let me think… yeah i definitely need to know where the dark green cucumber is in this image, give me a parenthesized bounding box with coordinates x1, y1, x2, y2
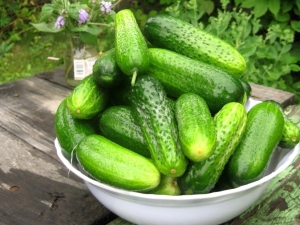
(264, 100, 300, 149)
(76, 134, 160, 192)
(93, 48, 124, 88)
(99, 105, 150, 158)
(147, 48, 244, 114)
(67, 75, 108, 119)
(129, 75, 188, 177)
(54, 98, 96, 157)
(239, 78, 252, 101)
(175, 93, 216, 162)
(178, 102, 247, 194)
(147, 174, 181, 196)
(224, 101, 285, 187)
(115, 9, 149, 86)
(144, 14, 246, 76)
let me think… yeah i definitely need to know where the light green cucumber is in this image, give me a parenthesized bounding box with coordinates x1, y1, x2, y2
(76, 134, 160, 192)
(115, 9, 149, 86)
(178, 102, 247, 194)
(175, 93, 216, 162)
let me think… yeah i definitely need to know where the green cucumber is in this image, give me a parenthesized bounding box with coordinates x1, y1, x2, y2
(147, 48, 244, 114)
(129, 75, 188, 177)
(115, 9, 149, 86)
(67, 75, 108, 119)
(93, 48, 124, 88)
(54, 98, 96, 157)
(224, 101, 285, 187)
(279, 120, 300, 148)
(99, 105, 150, 158)
(144, 14, 246, 76)
(178, 102, 247, 194)
(239, 78, 252, 101)
(147, 174, 181, 196)
(264, 100, 300, 149)
(175, 93, 216, 162)
(76, 134, 160, 192)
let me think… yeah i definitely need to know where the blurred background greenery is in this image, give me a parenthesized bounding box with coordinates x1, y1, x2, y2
(1, 0, 300, 103)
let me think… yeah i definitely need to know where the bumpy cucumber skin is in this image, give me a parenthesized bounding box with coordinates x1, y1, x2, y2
(175, 93, 216, 162)
(144, 14, 246, 77)
(76, 134, 160, 192)
(115, 9, 149, 84)
(147, 48, 244, 114)
(93, 48, 124, 89)
(178, 102, 247, 194)
(129, 75, 188, 177)
(279, 120, 300, 148)
(99, 105, 151, 158)
(225, 102, 284, 187)
(55, 99, 96, 156)
(67, 75, 108, 119)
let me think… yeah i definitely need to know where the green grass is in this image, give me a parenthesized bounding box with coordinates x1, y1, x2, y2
(0, 33, 66, 84)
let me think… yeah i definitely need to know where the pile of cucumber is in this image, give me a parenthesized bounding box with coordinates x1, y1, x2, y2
(55, 9, 300, 195)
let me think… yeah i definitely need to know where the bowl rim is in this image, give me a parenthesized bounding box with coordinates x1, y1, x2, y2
(55, 98, 300, 201)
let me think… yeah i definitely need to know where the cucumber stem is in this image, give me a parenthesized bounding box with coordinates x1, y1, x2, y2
(131, 70, 138, 86)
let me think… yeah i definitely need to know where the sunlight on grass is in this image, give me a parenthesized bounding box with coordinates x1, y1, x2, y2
(0, 33, 66, 84)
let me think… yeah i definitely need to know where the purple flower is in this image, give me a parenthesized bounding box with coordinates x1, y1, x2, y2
(54, 16, 65, 29)
(78, 9, 89, 24)
(101, 1, 112, 14)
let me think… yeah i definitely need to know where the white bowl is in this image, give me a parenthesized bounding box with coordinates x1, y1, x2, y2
(55, 98, 299, 225)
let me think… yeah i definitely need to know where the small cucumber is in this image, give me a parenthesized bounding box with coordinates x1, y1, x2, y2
(147, 48, 244, 114)
(147, 174, 181, 196)
(224, 101, 285, 187)
(178, 102, 247, 194)
(54, 98, 96, 157)
(279, 120, 300, 148)
(67, 75, 108, 119)
(175, 93, 216, 162)
(93, 48, 124, 89)
(99, 105, 150, 158)
(76, 134, 160, 192)
(129, 75, 188, 177)
(144, 14, 246, 76)
(115, 9, 149, 86)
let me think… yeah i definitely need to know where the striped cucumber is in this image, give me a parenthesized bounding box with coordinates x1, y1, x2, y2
(147, 48, 244, 114)
(175, 93, 216, 162)
(144, 14, 246, 76)
(178, 102, 247, 194)
(67, 75, 108, 119)
(129, 75, 188, 177)
(115, 9, 149, 86)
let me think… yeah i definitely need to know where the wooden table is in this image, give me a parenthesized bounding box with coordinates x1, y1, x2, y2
(0, 67, 298, 225)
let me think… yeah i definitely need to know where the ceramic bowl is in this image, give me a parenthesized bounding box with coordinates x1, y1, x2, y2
(55, 98, 299, 225)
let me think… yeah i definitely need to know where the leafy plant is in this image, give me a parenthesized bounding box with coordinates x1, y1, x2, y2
(164, 0, 300, 103)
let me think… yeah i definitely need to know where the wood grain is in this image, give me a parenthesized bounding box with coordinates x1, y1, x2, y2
(0, 126, 114, 225)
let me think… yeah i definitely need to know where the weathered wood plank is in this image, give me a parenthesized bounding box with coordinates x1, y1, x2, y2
(0, 76, 69, 154)
(0, 126, 114, 225)
(250, 83, 295, 107)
